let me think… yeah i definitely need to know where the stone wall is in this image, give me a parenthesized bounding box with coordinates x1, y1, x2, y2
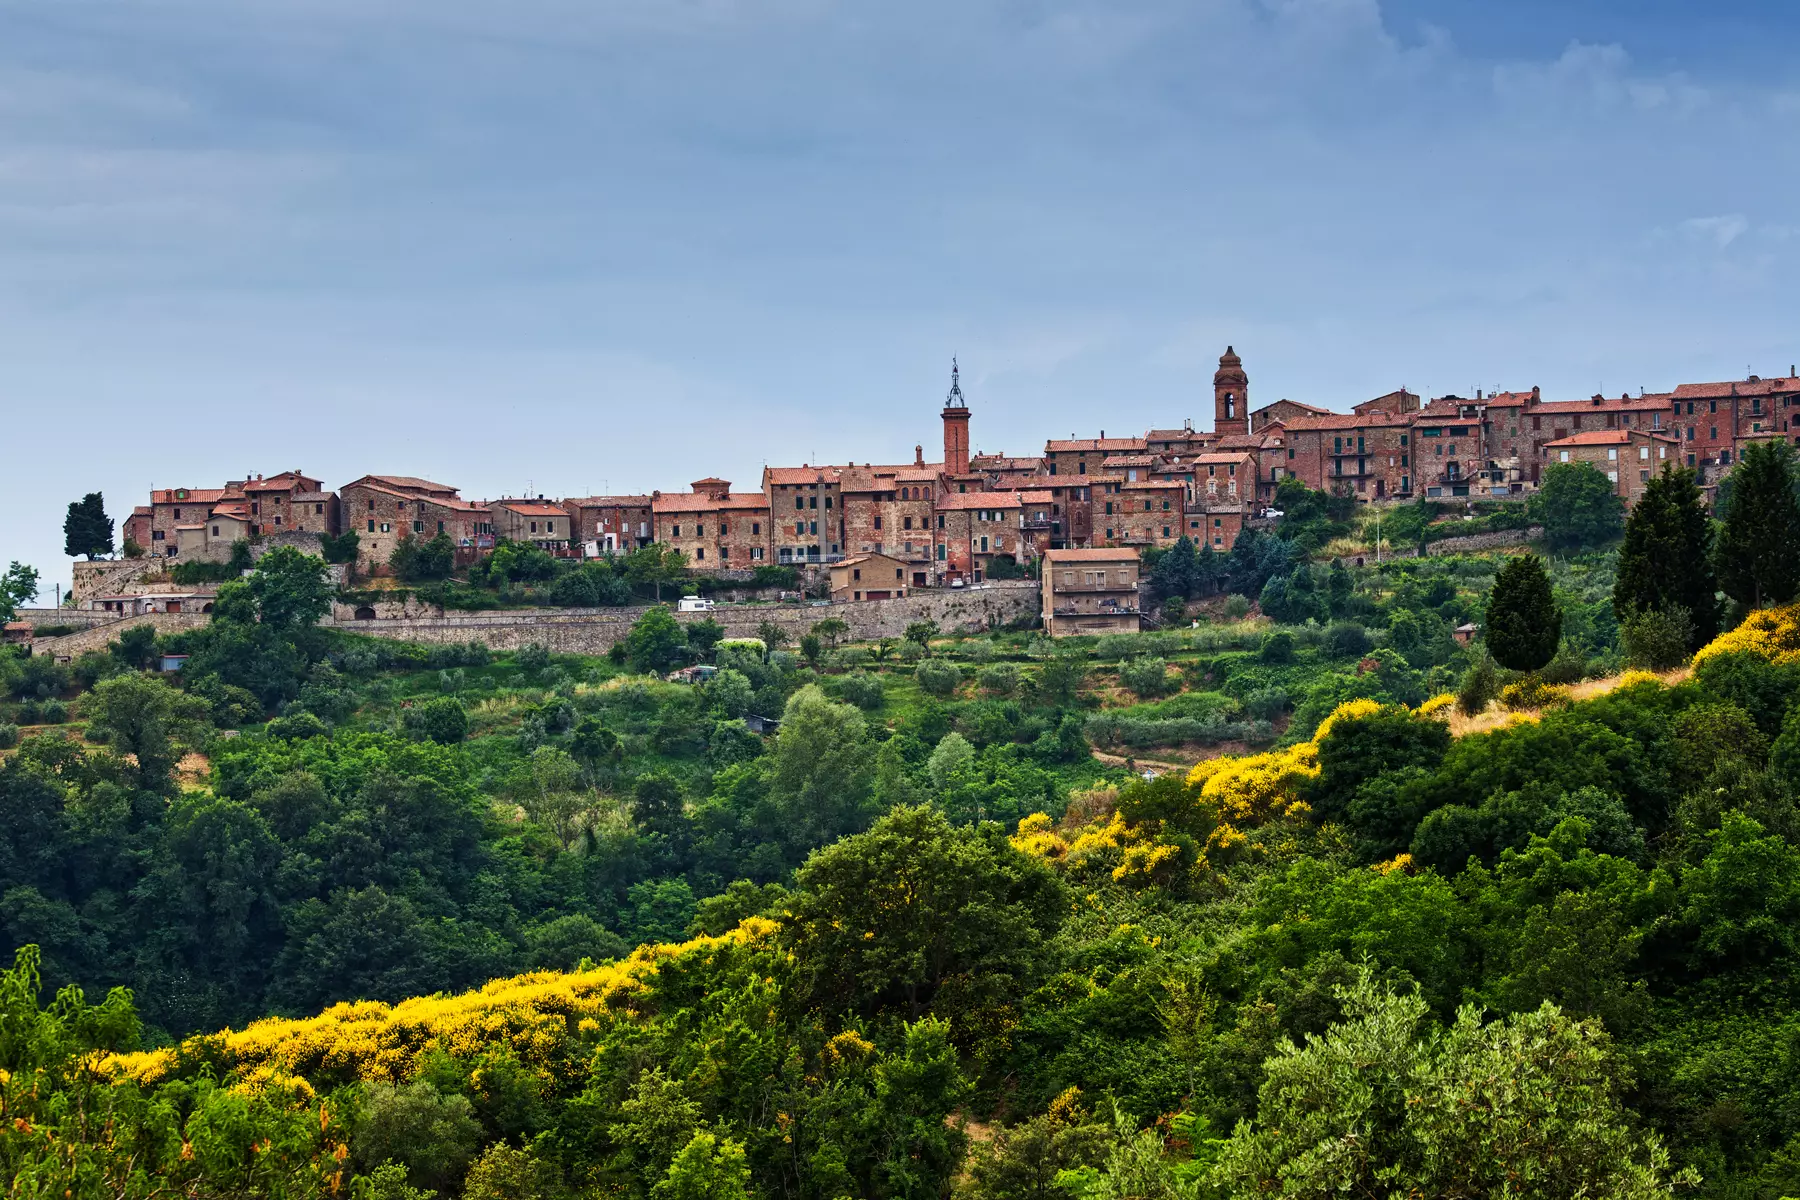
(324, 582, 1040, 655)
(71, 558, 162, 603)
(1423, 526, 1543, 556)
(28, 612, 210, 661)
(12, 608, 119, 630)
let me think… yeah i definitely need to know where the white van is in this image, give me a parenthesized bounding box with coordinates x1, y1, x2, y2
(677, 595, 716, 613)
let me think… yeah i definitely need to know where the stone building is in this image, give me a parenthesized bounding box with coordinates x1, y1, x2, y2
(122, 506, 153, 553)
(1543, 429, 1680, 506)
(563, 495, 655, 555)
(242, 471, 337, 536)
(146, 487, 231, 557)
(1108, 479, 1189, 549)
(763, 465, 844, 564)
(1214, 345, 1251, 438)
(1670, 373, 1800, 481)
(340, 476, 488, 574)
(651, 479, 771, 569)
(840, 464, 939, 571)
(489, 498, 574, 552)
(1250, 398, 1328, 433)
(830, 552, 913, 601)
(935, 491, 1026, 581)
(1041, 548, 1142, 637)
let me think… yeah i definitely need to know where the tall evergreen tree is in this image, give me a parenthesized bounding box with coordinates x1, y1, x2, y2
(1485, 553, 1561, 672)
(62, 492, 113, 560)
(1612, 465, 1719, 648)
(1716, 439, 1800, 609)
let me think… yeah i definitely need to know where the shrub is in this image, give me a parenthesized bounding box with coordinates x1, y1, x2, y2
(1245, 685, 1290, 721)
(0, 722, 17, 749)
(1323, 621, 1372, 659)
(1224, 595, 1251, 620)
(1119, 655, 1173, 699)
(831, 672, 885, 711)
(1456, 655, 1500, 716)
(266, 710, 328, 740)
(1499, 678, 1567, 711)
(1621, 606, 1694, 671)
(404, 696, 470, 744)
(1260, 631, 1296, 664)
(978, 662, 1021, 697)
(914, 659, 962, 698)
(515, 643, 553, 672)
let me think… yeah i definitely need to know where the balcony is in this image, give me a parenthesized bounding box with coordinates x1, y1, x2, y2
(1053, 604, 1140, 617)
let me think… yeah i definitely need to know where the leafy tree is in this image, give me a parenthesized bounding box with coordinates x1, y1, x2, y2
(626, 607, 688, 674)
(1612, 465, 1719, 647)
(1214, 970, 1683, 1199)
(353, 1079, 483, 1196)
(248, 546, 334, 633)
(550, 563, 631, 607)
(685, 617, 725, 658)
(653, 1132, 752, 1200)
(1531, 462, 1625, 551)
(1148, 536, 1202, 599)
(0, 560, 39, 622)
(403, 696, 469, 744)
(62, 491, 114, 559)
(755, 620, 789, 651)
(811, 616, 850, 649)
(783, 804, 1069, 1020)
(767, 685, 874, 853)
(121, 536, 145, 558)
(1323, 621, 1371, 659)
(1456, 653, 1500, 716)
(905, 619, 939, 646)
(1119, 656, 1172, 698)
(390, 533, 454, 582)
(915, 658, 962, 698)
(1716, 438, 1800, 609)
(320, 529, 361, 565)
(1620, 606, 1694, 671)
(624, 544, 688, 600)
(1485, 554, 1561, 672)
(85, 672, 211, 787)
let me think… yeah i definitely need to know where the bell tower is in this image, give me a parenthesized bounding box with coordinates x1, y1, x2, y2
(942, 357, 971, 476)
(1214, 345, 1249, 437)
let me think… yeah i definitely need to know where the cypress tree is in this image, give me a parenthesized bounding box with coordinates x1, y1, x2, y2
(62, 492, 113, 560)
(1613, 465, 1719, 648)
(1485, 554, 1561, 672)
(1716, 439, 1800, 609)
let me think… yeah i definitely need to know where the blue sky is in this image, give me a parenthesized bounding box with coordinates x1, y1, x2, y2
(4, 0, 1799, 597)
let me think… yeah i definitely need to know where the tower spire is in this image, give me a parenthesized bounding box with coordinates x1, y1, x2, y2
(941, 356, 971, 475)
(946, 356, 966, 408)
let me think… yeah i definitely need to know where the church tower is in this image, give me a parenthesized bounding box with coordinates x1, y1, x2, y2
(942, 358, 971, 476)
(1214, 345, 1249, 437)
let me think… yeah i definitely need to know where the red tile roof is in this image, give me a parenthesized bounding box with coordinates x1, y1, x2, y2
(360, 475, 457, 494)
(1544, 430, 1678, 447)
(1044, 437, 1148, 453)
(1285, 411, 1413, 432)
(652, 492, 769, 514)
(936, 491, 1024, 510)
(564, 495, 653, 507)
(1044, 547, 1141, 562)
(152, 488, 227, 505)
(492, 500, 569, 518)
(1672, 377, 1800, 400)
(765, 466, 843, 486)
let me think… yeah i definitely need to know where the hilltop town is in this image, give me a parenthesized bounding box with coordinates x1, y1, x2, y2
(108, 349, 1792, 592)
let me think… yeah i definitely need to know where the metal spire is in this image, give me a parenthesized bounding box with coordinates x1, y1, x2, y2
(946, 357, 966, 408)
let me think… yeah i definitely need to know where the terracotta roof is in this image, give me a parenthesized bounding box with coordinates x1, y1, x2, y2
(492, 500, 569, 518)
(1545, 430, 1678, 447)
(1101, 454, 1158, 468)
(564, 495, 653, 507)
(834, 552, 909, 569)
(765, 466, 843, 486)
(1214, 432, 1282, 450)
(1017, 489, 1055, 503)
(356, 475, 457, 494)
(242, 472, 320, 492)
(1252, 399, 1330, 416)
(1530, 396, 1671, 415)
(896, 465, 943, 482)
(1044, 437, 1148, 453)
(653, 491, 769, 514)
(1143, 428, 1203, 441)
(1285, 412, 1413, 432)
(1044, 547, 1141, 562)
(1194, 451, 1255, 465)
(152, 488, 227, 506)
(1480, 390, 1539, 408)
(971, 455, 1046, 471)
(936, 491, 1023, 511)
(1672, 377, 1800, 400)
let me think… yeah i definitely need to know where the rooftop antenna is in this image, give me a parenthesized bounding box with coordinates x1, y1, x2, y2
(946, 356, 966, 408)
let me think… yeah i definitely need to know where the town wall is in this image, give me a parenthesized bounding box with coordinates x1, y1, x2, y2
(71, 558, 162, 604)
(28, 612, 211, 661)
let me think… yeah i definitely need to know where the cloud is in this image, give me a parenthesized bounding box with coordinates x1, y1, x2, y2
(1680, 214, 1750, 249)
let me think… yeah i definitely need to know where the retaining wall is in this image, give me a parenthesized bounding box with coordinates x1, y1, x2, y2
(1423, 526, 1543, 556)
(29, 612, 211, 661)
(323, 583, 1040, 655)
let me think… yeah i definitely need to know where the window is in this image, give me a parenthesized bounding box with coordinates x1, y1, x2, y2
(903, 516, 913, 530)
(752, 522, 760, 535)
(795, 497, 804, 510)
(696, 548, 705, 560)
(1162, 526, 1171, 538)
(937, 544, 946, 560)
(1558, 450, 1570, 463)
(938, 515, 946, 528)
(673, 524, 682, 537)
(379, 522, 391, 533)
(367, 519, 375, 532)
(874, 516, 883, 530)
(1607, 448, 1617, 461)
(795, 522, 805, 536)
(211, 525, 220, 536)
(414, 520, 424, 533)
(809, 521, 818, 534)
(853, 568, 862, 580)
(1607, 470, 1618, 483)
(979, 536, 989, 552)
(809, 496, 817, 509)
(824, 497, 833, 510)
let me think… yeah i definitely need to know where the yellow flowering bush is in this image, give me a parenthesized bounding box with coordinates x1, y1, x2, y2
(1692, 602, 1800, 668)
(1499, 678, 1567, 711)
(109, 919, 779, 1086)
(1417, 693, 1456, 719)
(1011, 812, 1070, 860)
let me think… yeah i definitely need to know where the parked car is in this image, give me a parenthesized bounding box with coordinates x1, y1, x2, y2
(677, 595, 716, 613)
(1259, 507, 1284, 519)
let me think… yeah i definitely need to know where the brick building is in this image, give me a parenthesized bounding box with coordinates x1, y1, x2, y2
(830, 553, 912, 602)
(340, 476, 488, 573)
(1669, 373, 1800, 481)
(763, 466, 843, 564)
(1044, 436, 1149, 478)
(563, 495, 655, 555)
(652, 479, 770, 568)
(935, 491, 1026, 581)
(123, 506, 153, 553)
(1543, 429, 1680, 505)
(242, 471, 337, 536)
(1042, 548, 1142, 637)
(1108, 479, 1189, 548)
(146, 487, 231, 557)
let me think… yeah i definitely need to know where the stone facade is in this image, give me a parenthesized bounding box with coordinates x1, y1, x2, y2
(763, 466, 844, 564)
(563, 495, 655, 554)
(340, 476, 488, 574)
(489, 499, 573, 551)
(1544, 430, 1680, 504)
(1042, 548, 1141, 637)
(652, 480, 771, 570)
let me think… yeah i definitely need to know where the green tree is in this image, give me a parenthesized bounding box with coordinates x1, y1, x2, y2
(461, 1143, 568, 1200)
(783, 804, 1068, 1020)
(686, 617, 725, 658)
(1612, 465, 1719, 647)
(85, 671, 211, 787)
(63, 491, 114, 560)
(247, 546, 334, 633)
(624, 544, 688, 600)
(905, 619, 940, 646)
(1530, 462, 1625, 552)
(653, 1132, 752, 1200)
(353, 1079, 483, 1196)
(403, 696, 469, 744)
(320, 529, 361, 565)
(768, 685, 874, 852)
(626, 607, 689, 674)
(390, 533, 455, 582)
(1214, 970, 1683, 1199)
(1716, 438, 1800, 609)
(811, 616, 850, 649)
(0, 561, 40, 622)
(1485, 554, 1561, 672)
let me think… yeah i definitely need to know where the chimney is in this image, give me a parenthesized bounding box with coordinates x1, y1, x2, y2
(914, 444, 924, 467)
